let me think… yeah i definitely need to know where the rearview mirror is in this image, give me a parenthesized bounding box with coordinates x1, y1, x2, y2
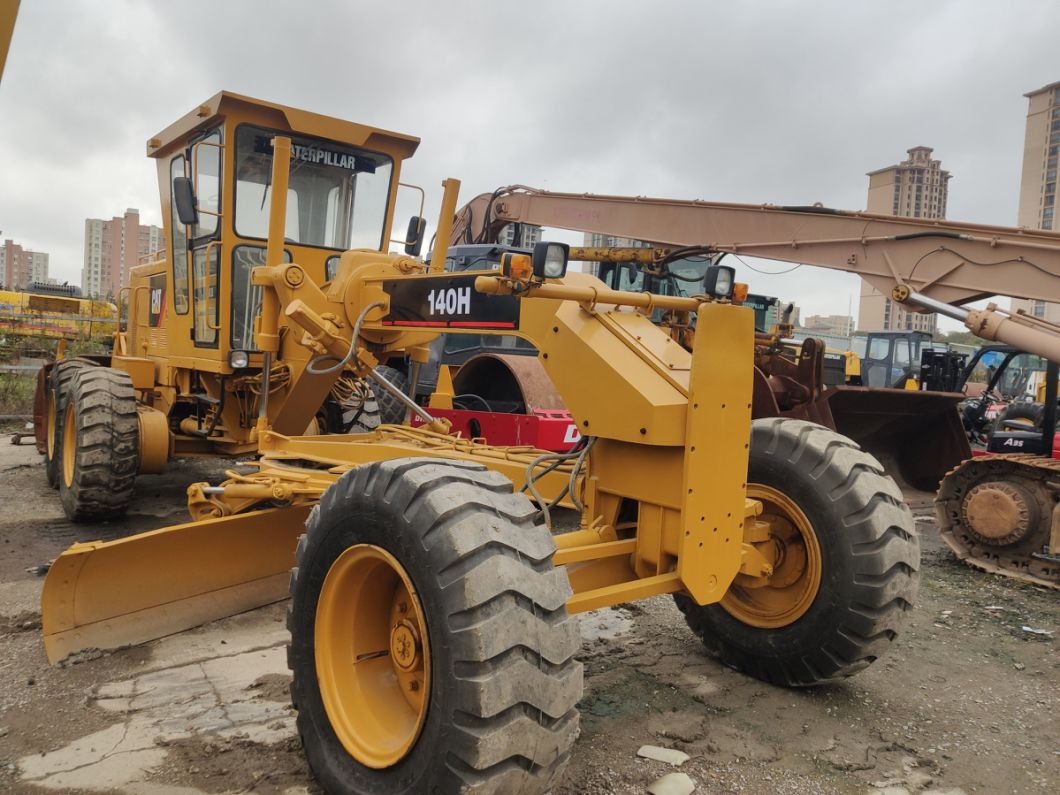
(404, 216, 426, 256)
(173, 177, 198, 226)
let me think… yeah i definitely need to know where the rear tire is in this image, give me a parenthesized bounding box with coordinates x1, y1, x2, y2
(45, 357, 97, 488)
(58, 367, 139, 522)
(675, 418, 919, 686)
(288, 457, 582, 794)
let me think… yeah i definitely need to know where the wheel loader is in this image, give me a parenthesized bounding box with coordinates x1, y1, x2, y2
(38, 94, 1060, 793)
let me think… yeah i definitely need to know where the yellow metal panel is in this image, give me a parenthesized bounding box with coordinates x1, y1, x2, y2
(566, 571, 683, 614)
(678, 301, 755, 605)
(589, 440, 683, 509)
(521, 279, 691, 446)
(112, 355, 156, 390)
(553, 538, 636, 566)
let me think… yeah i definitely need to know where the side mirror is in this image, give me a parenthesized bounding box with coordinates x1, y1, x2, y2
(173, 177, 198, 226)
(404, 216, 427, 256)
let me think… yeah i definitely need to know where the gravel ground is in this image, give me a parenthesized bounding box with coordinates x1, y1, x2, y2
(0, 437, 1056, 794)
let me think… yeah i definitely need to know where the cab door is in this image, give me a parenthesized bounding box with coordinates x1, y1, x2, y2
(189, 128, 223, 350)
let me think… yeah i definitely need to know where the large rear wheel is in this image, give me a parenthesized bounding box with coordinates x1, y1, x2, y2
(675, 418, 919, 685)
(45, 357, 96, 488)
(58, 367, 139, 521)
(288, 457, 582, 794)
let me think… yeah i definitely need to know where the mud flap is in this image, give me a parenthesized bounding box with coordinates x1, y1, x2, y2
(825, 386, 971, 491)
(42, 504, 312, 664)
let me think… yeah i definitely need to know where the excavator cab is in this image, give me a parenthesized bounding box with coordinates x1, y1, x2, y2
(857, 330, 933, 389)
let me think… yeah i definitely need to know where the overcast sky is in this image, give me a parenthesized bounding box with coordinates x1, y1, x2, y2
(2, 0, 1058, 326)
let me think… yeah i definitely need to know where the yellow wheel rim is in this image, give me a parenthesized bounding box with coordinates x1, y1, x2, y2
(721, 484, 822, 629)
(315, 544, 431, 769)
(61, 403, 77, 488)
(45, 389, 57, 460)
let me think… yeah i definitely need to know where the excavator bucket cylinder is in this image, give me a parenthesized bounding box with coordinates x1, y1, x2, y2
(41, 505, 311, 663)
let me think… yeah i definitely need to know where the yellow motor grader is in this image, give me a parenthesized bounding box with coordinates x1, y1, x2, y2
(38, 94, 1060, 793)
(40, 94, 925, 794)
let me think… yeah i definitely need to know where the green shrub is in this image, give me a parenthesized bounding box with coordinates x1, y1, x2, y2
(0, 372, 35, 416)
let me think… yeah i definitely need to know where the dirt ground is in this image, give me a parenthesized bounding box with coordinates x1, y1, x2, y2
(0, 433, 1056, 795)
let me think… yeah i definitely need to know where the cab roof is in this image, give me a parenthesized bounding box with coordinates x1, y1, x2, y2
(146, 91, 420, 161)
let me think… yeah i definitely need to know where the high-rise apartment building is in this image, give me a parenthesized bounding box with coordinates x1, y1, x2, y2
(858, 146, 950, 333)
(82, 209, 164, 299)
(0, 239, 49, 289)
(1012, 82, 1060, 322)
(497, 223, 542, 250)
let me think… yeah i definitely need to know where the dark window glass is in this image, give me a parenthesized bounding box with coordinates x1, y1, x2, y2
(192, 246, 220, 346)
(233, 125, 393, 251)
(193, 129, 222, 239)
(231, 246, 291, 349)
(325, 255, 342, 281)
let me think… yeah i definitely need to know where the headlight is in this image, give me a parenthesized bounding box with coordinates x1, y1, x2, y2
(703, 264, 736, 299)
(532, 241, 569, 279)
(228, 350, 250, 369)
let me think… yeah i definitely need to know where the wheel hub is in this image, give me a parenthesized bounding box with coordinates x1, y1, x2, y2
(390, 620, 421, 673)
(721, 484, 822, 629)
(961, 482, 1034, 546)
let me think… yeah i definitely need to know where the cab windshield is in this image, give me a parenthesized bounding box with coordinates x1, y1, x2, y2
(233, 125, 393, 250)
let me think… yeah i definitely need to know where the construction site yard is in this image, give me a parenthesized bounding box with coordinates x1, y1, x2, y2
(0, 436, 1055, 795)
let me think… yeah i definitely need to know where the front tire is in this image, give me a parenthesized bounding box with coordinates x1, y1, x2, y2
(58, 367, 139, 521)
(288, 458, 582, 794)
(675, 418, 919, 686)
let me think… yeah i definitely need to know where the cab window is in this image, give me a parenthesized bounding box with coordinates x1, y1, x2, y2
(233, 125, 393, 251)
(231, 245, 291, 350)
(192, 129, 222, 240)
(192, 246, 219, 346)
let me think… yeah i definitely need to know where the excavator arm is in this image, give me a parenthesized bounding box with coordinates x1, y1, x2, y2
(451, 185, 1060, 360)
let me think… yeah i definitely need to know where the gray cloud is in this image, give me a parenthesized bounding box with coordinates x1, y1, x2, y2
(1, 0, 1057, 324)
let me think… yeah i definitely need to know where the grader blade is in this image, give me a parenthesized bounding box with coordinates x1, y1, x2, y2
(42, 505, 311, 663)
(825, 385, 970, 491)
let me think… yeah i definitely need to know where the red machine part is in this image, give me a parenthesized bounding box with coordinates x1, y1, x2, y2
(411, 407, 580, 452)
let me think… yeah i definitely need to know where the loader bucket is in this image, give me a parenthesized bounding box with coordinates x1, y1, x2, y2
(42, 504, 311, 663)
(825, 385, 971, 492)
